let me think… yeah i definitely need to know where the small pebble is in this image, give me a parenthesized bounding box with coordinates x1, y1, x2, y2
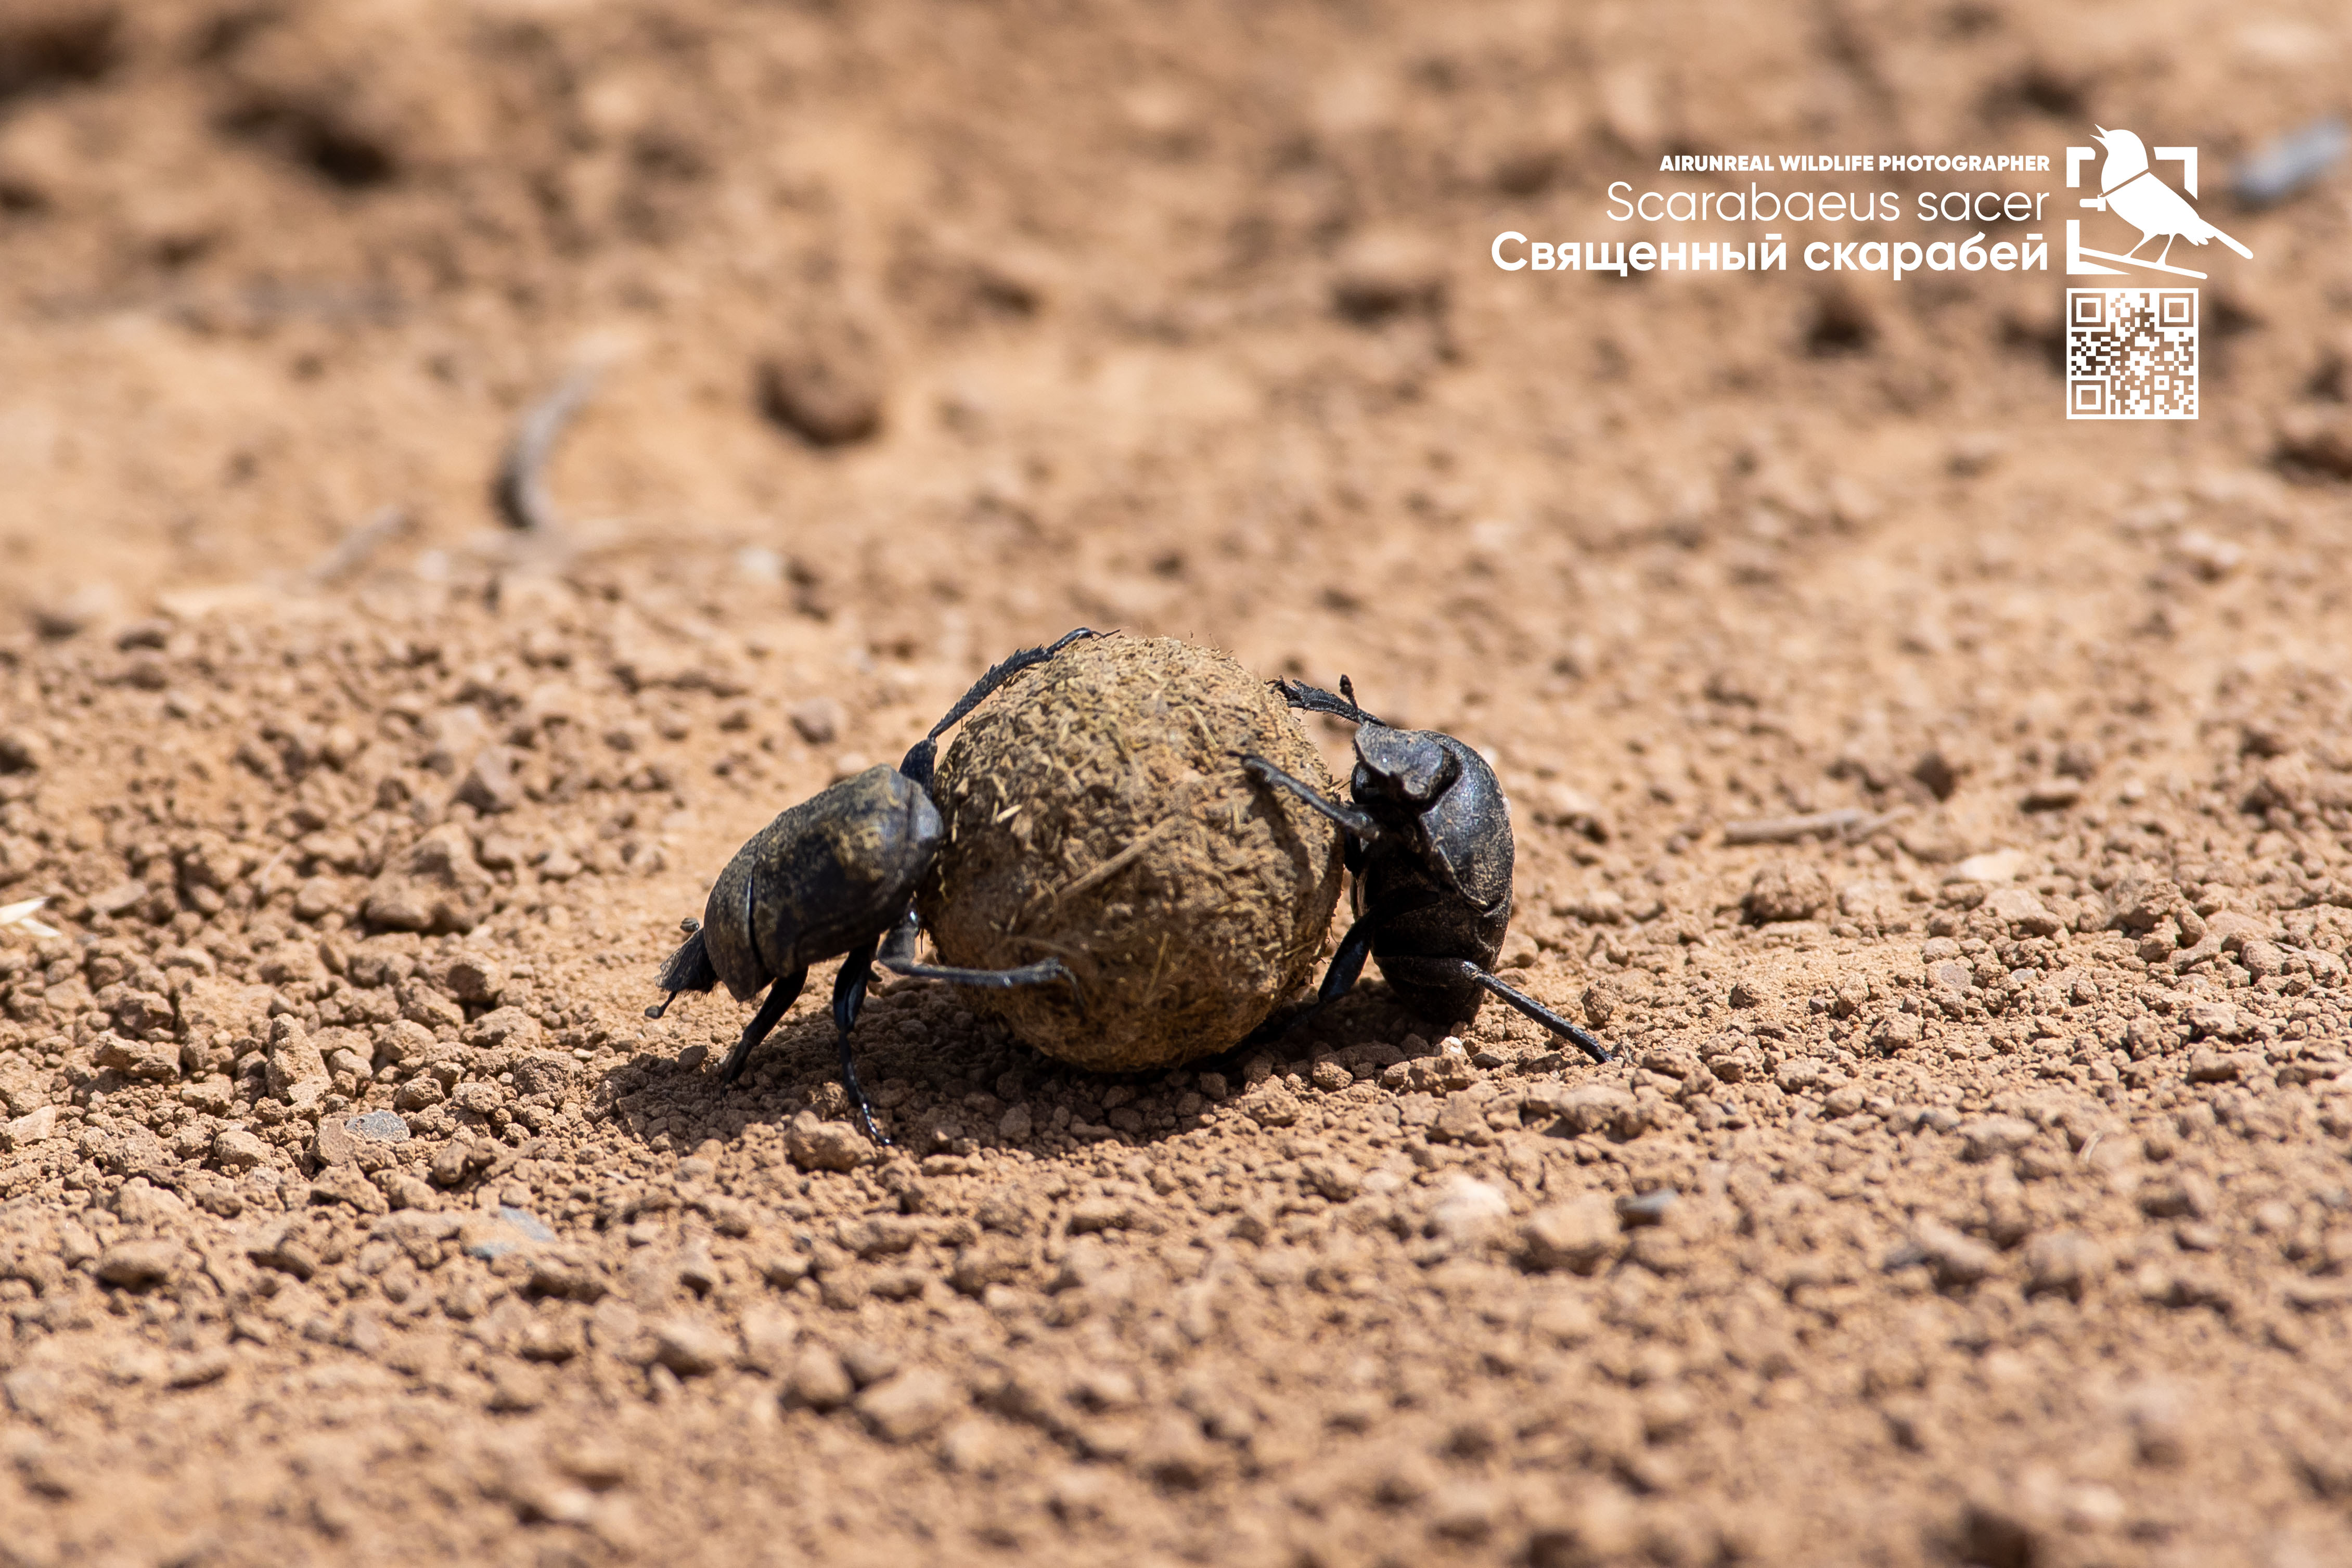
(785, 1110, 867, 1173)
(759, 338, 884, 447)
(653, 1317, 734, 1377)
(1614, 1189, 1676, 1228)
(32, 584, 116, 640)
(789, 698, 844, 746)
(1518, 1197, 1623, 1276)
(787, 1345, 855, 1410)
(1950, 848, 2031, 883)
(1743, 862, 1830, 923)
(1329, 232, 1444, 322)
(2184, 1003, 2244, 1043)
(856, 1369, 960, 1443)
(1426, 1175, 1510, 1248)
(1958, 1116, 2036, 1162)
(1909, 1219, 1999, 1288)
(2023, 1231, 2107, 1301)
(95, 1240, 183, 1291)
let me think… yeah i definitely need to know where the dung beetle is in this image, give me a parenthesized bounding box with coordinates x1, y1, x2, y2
(1239, 676, 1611, 1064)
(648, 627, 1103, 1140)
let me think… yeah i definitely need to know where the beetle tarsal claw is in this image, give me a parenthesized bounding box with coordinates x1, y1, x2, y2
(645, 994, 676, 1020)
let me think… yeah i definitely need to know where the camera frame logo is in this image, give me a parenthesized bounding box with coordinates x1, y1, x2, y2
(2063, 127, 2251, 421)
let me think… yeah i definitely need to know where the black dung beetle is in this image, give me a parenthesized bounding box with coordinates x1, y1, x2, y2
(1239, 676, 1611, 1064)
(648, 628, 1103, 1140)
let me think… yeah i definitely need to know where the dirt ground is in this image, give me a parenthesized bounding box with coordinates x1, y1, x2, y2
(4, 2, 2352, 1564)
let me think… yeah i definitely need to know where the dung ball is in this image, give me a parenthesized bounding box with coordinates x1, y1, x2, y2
(917, 635, 1344, 1071)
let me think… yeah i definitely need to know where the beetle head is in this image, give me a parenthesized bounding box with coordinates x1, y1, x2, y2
(1352, 725, 1458, 808)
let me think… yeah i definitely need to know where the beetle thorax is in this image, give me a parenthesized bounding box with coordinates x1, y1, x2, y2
(1352, 726, 1459, 812)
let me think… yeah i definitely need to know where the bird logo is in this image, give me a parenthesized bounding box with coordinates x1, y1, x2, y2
(2068, 127, 2252, 279)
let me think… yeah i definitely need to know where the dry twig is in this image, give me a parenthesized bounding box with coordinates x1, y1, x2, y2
(307, 505, 414, 586)
(494, 369, 597, 534)
(1722, 805, 1910, 846)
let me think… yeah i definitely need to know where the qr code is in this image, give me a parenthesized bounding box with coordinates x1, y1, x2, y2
(2066, 288, 2197, 419)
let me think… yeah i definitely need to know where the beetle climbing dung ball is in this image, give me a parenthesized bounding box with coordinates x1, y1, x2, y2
(917, 636, 1345, 1071)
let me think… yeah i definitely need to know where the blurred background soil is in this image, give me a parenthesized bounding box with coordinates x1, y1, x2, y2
(3, 2, 2352, 1564)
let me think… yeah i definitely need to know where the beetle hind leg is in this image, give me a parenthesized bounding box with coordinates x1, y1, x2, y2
(1369, 954, 1609, 1064)
(1448, 959, 1612, 1064)
(827, 940, 890, 1145)
(717, 966, 808, 1085)
(1269, 676, 1386, 728)
(877, 911, 1086, 1010)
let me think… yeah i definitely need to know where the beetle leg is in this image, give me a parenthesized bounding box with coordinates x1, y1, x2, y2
(882, 954, 1084, 1002)
(1442, 960, 1612, 1064)
(1268, 677, 1386, 728)
(876, 907, 927, 969)
(1317, 913, 1380, 1005)
(878, 911, 1086, 1010)
(1040, 624, 1106, 656)
(717, 966, 808, 1084)
(1239, 755, 1384, 845)
(1241, 910, 1381, 1045)
(898, 627, 1107, 790)
(828, 939, 890, 1145)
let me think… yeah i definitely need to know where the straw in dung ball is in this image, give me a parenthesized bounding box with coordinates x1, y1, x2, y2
(917, 636, 1344, 1071)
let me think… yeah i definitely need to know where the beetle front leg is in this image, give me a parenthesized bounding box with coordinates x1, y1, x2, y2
(1239, 755, 1383, 845)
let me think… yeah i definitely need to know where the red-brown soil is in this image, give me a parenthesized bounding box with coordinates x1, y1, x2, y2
(3, 3, 2351, 1565)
